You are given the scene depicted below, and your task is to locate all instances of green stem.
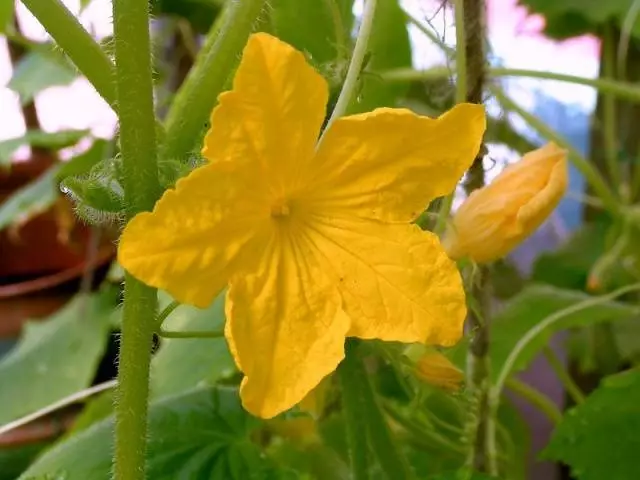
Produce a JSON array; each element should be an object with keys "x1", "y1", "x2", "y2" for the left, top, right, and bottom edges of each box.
[
  {"x1": 161, "y1": 0, "x2": 266, "y2": 162},
  {"x1": 156, "y1": 300, "x2": 180, "y2": 328},
  {"x1": 433, "y1": 0, "x2": 467, "y2": 237},
  {"x1": 112, "y1": 0, "x2": 161, "y2": 477},
  {"x1": 381, "y1": 66, "x2": 640, "y2": 103},
  {"x1": 490, "y1": 85, "x2": 621, "y2": 217},
  {"x1": 602, "y1": 25, "x2": 623, "y2": 191},
  {"x1": 321, "y1": 0, "x2": 378, "y2": 137},
  {"x1": 339, "y1": 340, "x2": 415, "y2": 480},
  {"x1": 116, "y1": 277, "x2": 157, "y2": 479},
  {"x1": 338, "y1": 342, "x2": 371, "y2": 480},
  {"x1": 453, "y1": 0, "x2": 467, "y2": 104},
  {"x1": 20, "y1": 0, "x2": 116, "y2": 109},
  {"x1": 504, "y1": 378, "x2": 563, "y2": 425},
  {"x1": 493, "y1": 283, "x2": 640, "y2": 399},
  {"x1": 158, "y1": 329, "x2": 225, "y2": 339},
  {"x1": 542, "y1": 347, "x2": 586, "y2": 405}
]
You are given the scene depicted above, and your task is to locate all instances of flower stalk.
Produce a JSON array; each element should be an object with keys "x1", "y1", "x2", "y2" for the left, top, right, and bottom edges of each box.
[{"x1": 112, "y1": 0, "x2": 161, "y2": 478}]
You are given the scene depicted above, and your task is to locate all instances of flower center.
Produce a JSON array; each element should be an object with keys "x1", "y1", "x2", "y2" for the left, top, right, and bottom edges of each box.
[{"x1": 270, "y1": 200, "x2": 291, "y2": 218}]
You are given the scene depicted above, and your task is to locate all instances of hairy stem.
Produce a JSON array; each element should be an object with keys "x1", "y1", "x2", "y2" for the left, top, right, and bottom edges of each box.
[
  {"x1": 453, "y1": 0, "x2": 498, "y2": 475},
  {"x1": 112, "y1": 0, "x2": 161, "y2": 477},
  {"x1": 21, "y1": 0, "x2": 116, "y2": 108},
  {"x1": 161, "y1": 0, "x2": 267, "y2": 161}
]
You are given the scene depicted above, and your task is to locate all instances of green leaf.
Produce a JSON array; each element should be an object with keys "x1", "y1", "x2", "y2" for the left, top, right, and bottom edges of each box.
[
  {"x1": 0, "y1": 167, "x2": 59, "y2": 231},
  {"x1": 0, "y1": 129, "x2": 89, "y2": 166},
  {"x1": 531, "y1": 221, "x2": 609, "y2": 290},
  {"x1": 8, "y1": 49, "x2": 77, "y2": 104},
  {"x1": 543, "y1": 368, "x2": 640, "y2": 480},
  {"x1": 518, "y1": 0, "x2": 640, "y2": 39},
  {"x1": 19, "y1": 386, "x2": 268, "y2": 480},
  {"x1": 151, "y1": 292, "x2": 235, "y2": 398},
  {"x1": 0, "y1": 290, "x2": 115, "y2": 425},
  {"x1": 349, "y1": 0, "x2": 412, "y2": 113},
  {"x1": 489, "y1": 285, "x2": 639, "y2": 380},
  {"x1": 269, "y1": 0, "x2": 355, "y2": 68},
  {"x1": 0, "y1": 0, "x2": 14, "y2": 34}
]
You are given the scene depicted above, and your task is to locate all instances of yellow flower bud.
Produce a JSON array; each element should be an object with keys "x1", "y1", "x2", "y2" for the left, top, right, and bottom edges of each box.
[
  {"x1": 444, "y1": 142, "x2": 568, "y2": 263},
  {"x1": 415, "y1": 351, "x2": 464, "y2": 393}
]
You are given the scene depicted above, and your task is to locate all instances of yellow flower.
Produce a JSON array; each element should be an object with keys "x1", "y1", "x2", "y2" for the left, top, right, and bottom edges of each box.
[
  {"x1": 444, "y1": 142, "x2": 568, "y2": 264},
  {"x1": 118, "y1": 33, "x2": 486, "y2": 418},
  {"x1": 414, "y1": 351, "x2": 464, "y2": 393}
]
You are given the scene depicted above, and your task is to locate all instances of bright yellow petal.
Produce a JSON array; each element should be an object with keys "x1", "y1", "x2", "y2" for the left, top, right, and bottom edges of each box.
[
  {"x1": 306, "y1": 104, "x2": 486, "y2": 222},
  {"x1": 303, "y1": 215, "x2": 466, "y2": 346},
  {"x1": 118, "y1": 161, "x2": 271, "y2": 308},
  {"x1": 225, "y1": 224, "x2": 350, "y2": 419},
  {"x1": 202, "y1": 32, "x2": 329, "y2": 195}
]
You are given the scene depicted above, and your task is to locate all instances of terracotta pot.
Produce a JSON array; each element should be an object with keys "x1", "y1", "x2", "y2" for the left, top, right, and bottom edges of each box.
[{"x1": 0, "y1": 157, "x2": 116, "y2": 339}]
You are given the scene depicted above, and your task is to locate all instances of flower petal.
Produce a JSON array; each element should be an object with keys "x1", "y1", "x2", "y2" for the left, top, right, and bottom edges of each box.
[
  {"x1": 303, "y1": 216, "x2": 465, "y2": 346},
  {"x1": 307, "y1": 104, "x2": 486, "y2": 222},
  {"x1": 202, "y1": 33, "x2": 329, "y2": 194},
  {"x1": 225, "y1": 224, "x2": 350, "y2": 418},
  {"x1": 118, "y1": 161, "x2": 271, "y2": 308}
]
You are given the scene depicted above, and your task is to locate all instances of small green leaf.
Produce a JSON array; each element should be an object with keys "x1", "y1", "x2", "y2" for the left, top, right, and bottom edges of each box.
[
  {"x1": 151, "y1": 291, "x2": 235, "y2": 398},
  {"x1": 8, "y1": 49, "x2": 77, "y2": 104},
  {"x1": 543, "y1": 368, "x2": 640, "y2": 480},
  {"x1": 0, "y1": 0, "x2": 14, "y2": 34},
  {"x1": 19, "y1": 386, "x2": 267, "y2": 480},
  {"x1": 0, "y1": 290, "x2": 115, "y2": 425},
  {"x1": 0, "y1": 167, "x2": 59, "y2": 231},
  {"x1": 0, "y1": 129, "x2": 89, "y2": 166}
]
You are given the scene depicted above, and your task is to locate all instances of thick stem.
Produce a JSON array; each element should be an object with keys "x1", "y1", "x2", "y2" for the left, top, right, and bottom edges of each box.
[
  {"x1": 321, "y1": 0, "x2": 378, "y2": 137},
  {"x1": 20, "y1": 0, "x2": 117, "y2": 109},
  {"x1": 112, "y1": 0, "x2": 160, "y2": 478},
  {"x1": 115, "y1": 277, "x2": 158, "y2": 479},
  {"x1": 161, "y1": 0, "x2": 267, "y2": 161},
  {"x1": 338, "y1": 340, "x2": 414, "y2": 480},
  {"x1": 454, "y1": 0, "x2": 497, "y2": 474},
  {"x1": 338, "y1": 342, "x2": 371, "y2": 480}
]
